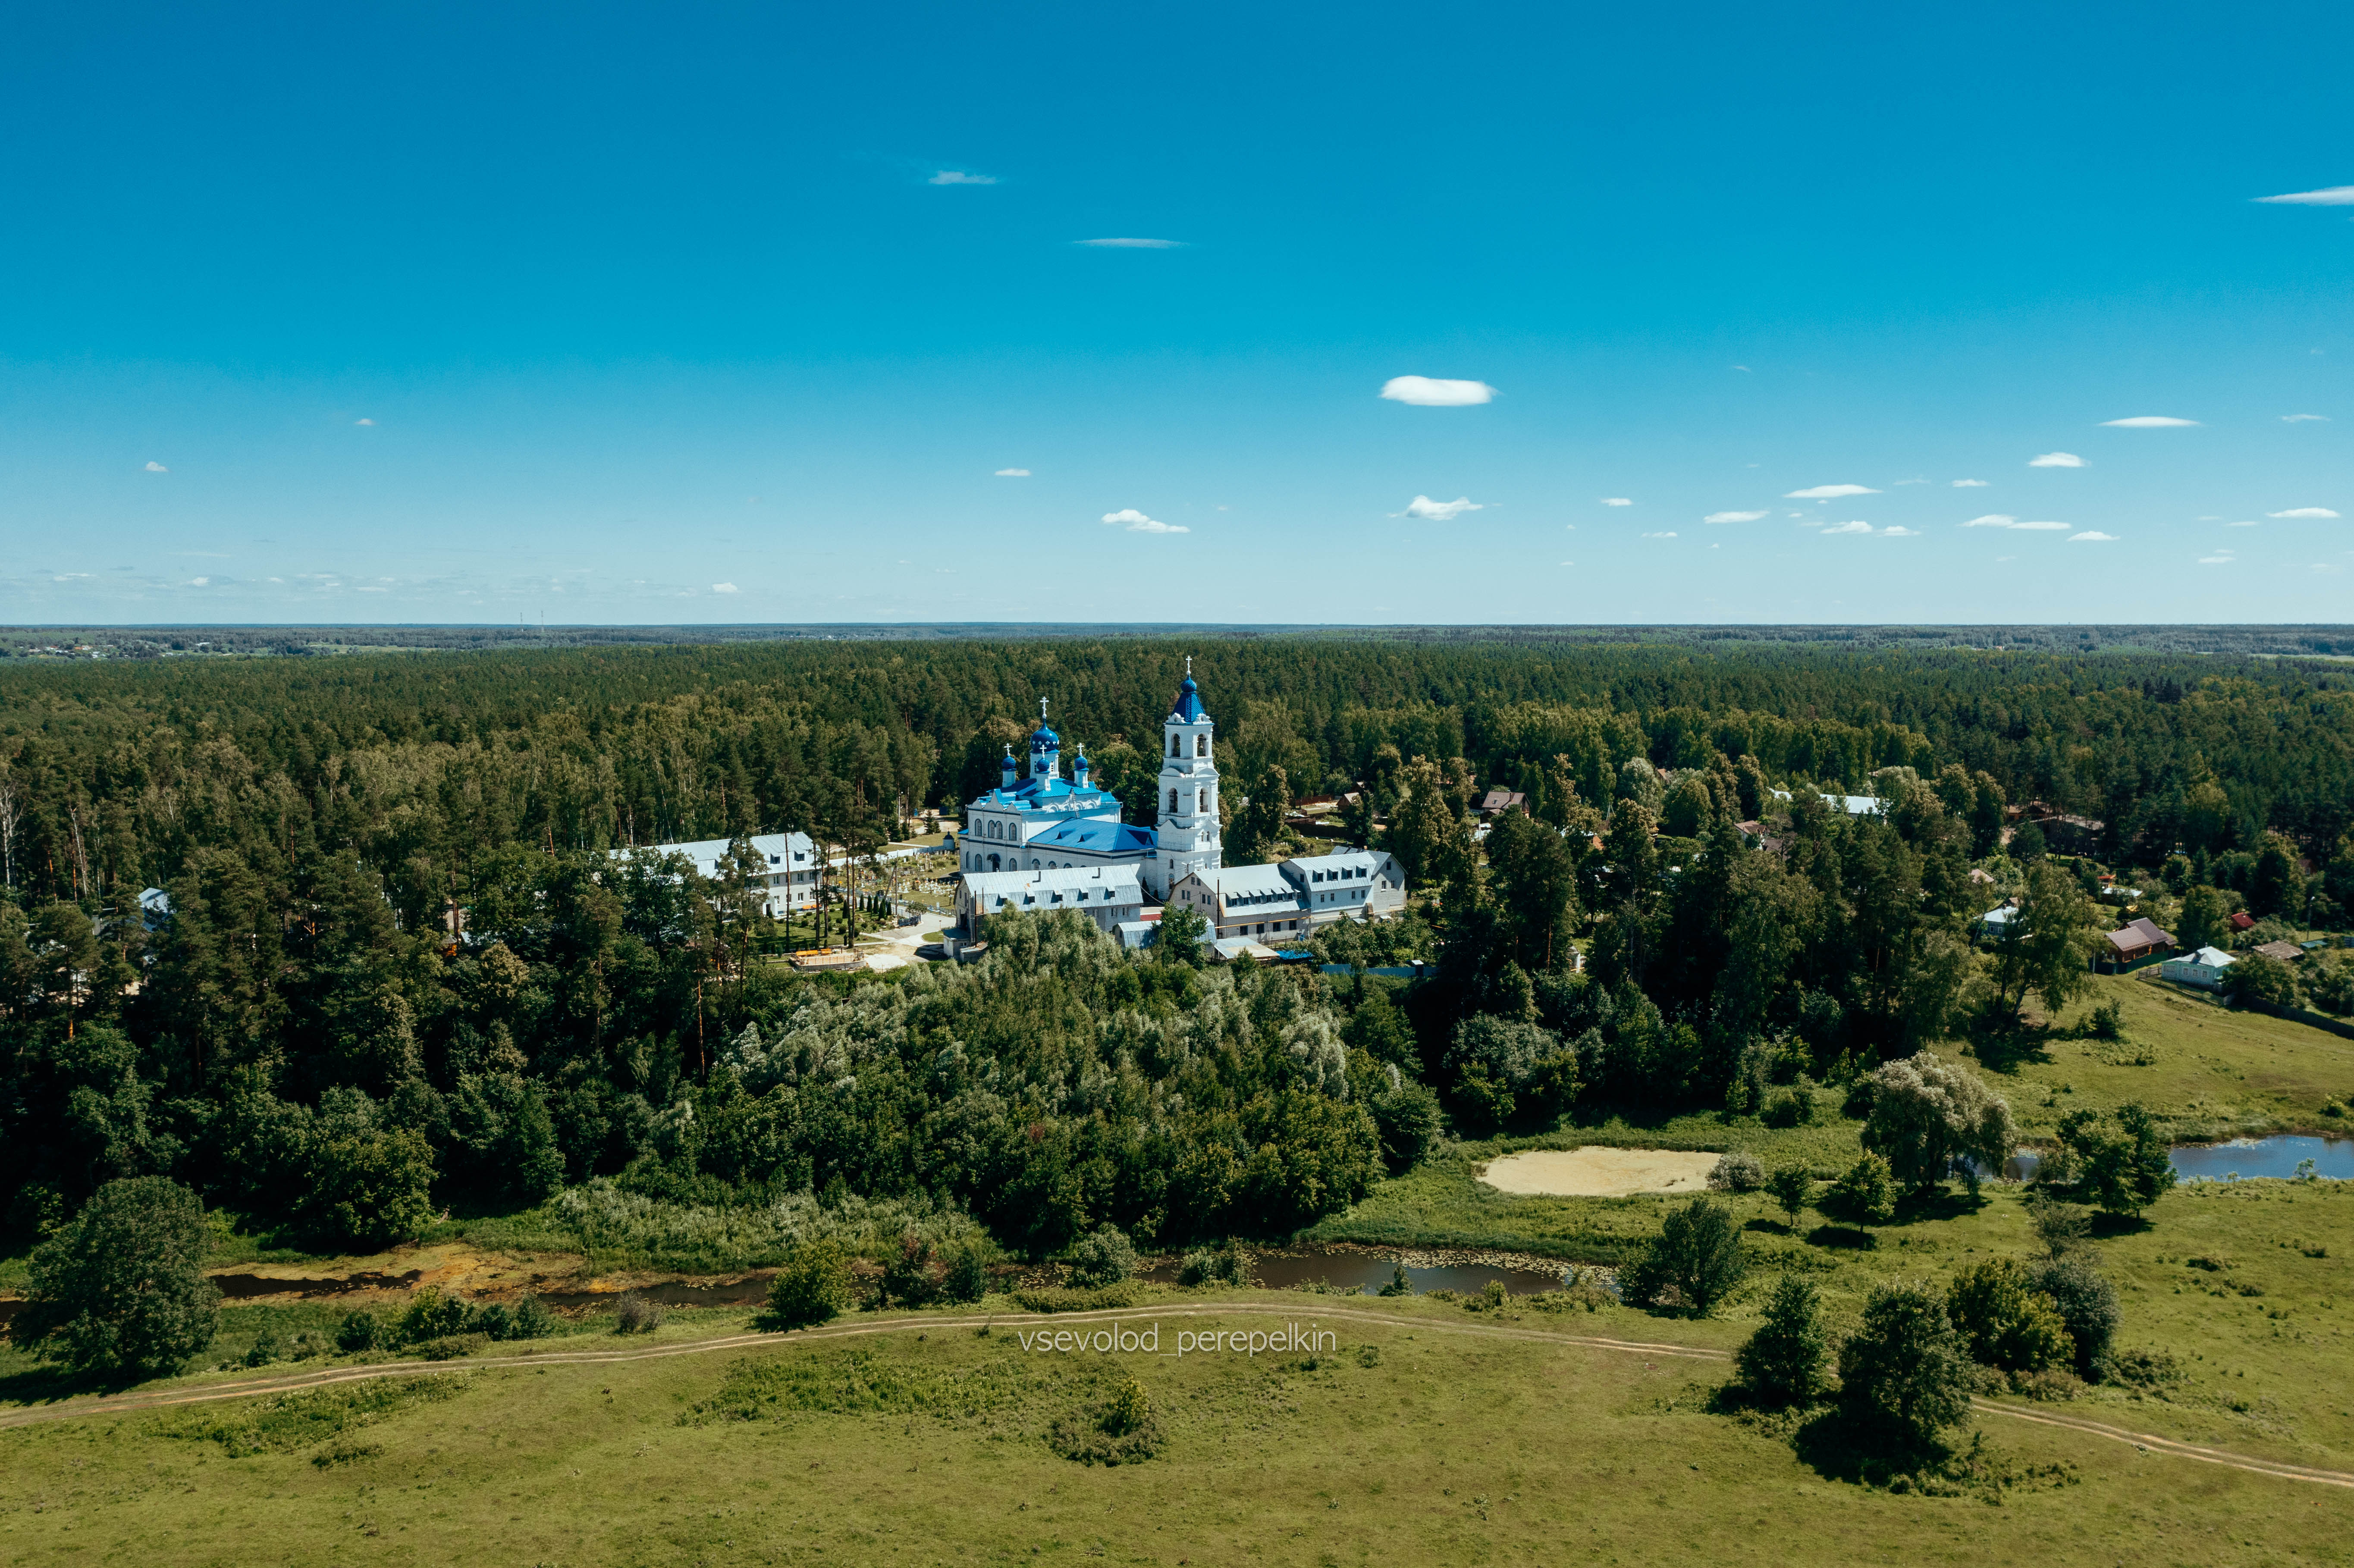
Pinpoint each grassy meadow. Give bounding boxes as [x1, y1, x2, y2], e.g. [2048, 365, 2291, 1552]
[6, 1286, 2354, 1568]
[8, 972, 2354, 1564]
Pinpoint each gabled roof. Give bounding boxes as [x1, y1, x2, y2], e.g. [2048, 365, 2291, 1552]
[961, 864, 1144, 910]
[2177, 945, 2235, 968]
[2105, 917, 2174, 953]
[1191, 864, 1304, 909]
[2254, 940, 2307, 963]
[620, 832, 815, 878]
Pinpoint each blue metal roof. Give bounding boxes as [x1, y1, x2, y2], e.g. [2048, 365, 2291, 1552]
[1171, 674, 1206, 722]
[1029, 722, 1061, 750]
[1029, 819, 1158, 856]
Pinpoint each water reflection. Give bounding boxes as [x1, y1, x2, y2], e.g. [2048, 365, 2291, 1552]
[1139, 1248, 1575, 1297]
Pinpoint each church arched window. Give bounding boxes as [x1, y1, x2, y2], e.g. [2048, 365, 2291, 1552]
[1171, 734, 1182, 758]
[1168, 788, 1179, 813]
[1195, 734, 1207, 758]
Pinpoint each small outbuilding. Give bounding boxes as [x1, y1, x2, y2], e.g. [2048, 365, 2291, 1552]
[2253, 939, 2307, 965]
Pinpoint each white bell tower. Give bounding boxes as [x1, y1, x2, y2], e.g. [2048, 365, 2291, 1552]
[1148, 658, 1220, 900]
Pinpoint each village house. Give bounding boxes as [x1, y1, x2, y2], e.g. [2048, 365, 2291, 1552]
[2099, 916, 2175, 971]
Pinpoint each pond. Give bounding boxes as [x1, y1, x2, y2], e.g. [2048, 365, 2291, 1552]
[1989, 1134, 2354, 1185]
[2169, 1134, 2354, 1183]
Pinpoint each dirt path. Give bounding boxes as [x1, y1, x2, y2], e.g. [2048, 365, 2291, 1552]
[3, 1298, 2346, 1490]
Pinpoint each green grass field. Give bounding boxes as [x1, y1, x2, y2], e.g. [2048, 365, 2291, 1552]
[5, 1286, 2354, 1568]
[8, 981, 2354, 1564]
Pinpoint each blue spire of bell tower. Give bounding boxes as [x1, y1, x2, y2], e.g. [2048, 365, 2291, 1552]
[1029, 696, 1062, 781]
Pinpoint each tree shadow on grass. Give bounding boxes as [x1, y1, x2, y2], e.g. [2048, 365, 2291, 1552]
[1790, 1404, 1949, 1489]
[1891, 1187, 1986, 1226]
[1804, 1224, 1878, 1251]
[1968, 1021, 2057, 1076]
[0, 1361, 149, 1407]
[2087, 1211, 2154, 1241]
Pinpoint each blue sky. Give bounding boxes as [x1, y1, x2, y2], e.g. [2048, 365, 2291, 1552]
[2, 1, 2349, 625]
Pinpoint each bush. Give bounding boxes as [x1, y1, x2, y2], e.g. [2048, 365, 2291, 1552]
[1619, 1198, 1747, 1317]
[2027, 1253, 2120, 1377]
[1378, 1262, 1412, 1298]
[2082, 1001, 2124, 1041]
[1945, 1259, 2075, 1373]
[1046, 1375, 1163, 1465]
[1707, 1151, 1767, 1193]
[469, 1303, 513, 1342]
[1735, 1274, 1830, 1404]
[2222, 953, 2301, 1010]
[1837, 1283, 1974, 1450]
[613, 1292, 665, 1334]
[9, 1177, 223, 1380]
[505, 1294, 558, 1340]
[1012, 1285, 1138, 1313]
[878, 1235, 940, 1307]
[1177, 1240, 1252, 1288]
[244, 1329, 282, 1368]
[941, 1247, 990, 1305]
[335, 1311, 381, 1353]
[1762, 1081, 1818, 1128]
[1063, 1225, 1138, 1288]
[1828, 1152, 1896, 1223]
[416, 1333, 490, 1361]
[765, 1239, 852, 1329]
[399, 1288, 470, 1345]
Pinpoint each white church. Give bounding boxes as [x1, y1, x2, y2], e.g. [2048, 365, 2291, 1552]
[954, 663, 1404, 942]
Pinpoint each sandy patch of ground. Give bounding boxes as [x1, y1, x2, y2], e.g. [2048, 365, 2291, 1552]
[1478, 1147, 1722, 1197]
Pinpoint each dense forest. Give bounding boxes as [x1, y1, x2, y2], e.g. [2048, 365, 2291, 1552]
[2, 636, 2351, 1257]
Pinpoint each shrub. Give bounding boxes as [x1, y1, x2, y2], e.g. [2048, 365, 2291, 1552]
[399, 1288, 470, 1345]
[2222, 952, 2301, 1010]
[1762, 1081, 1818, 1128]
[8, 1176, 223, 1380]
[1047, 1375, 1163, 1465]
[612, 1292, 665, 1334]
[878, 1235, 941, 1308]
[1837, 1283, 1974, 1450]
[244, 1330, 282, 1368]
[1735, 1274, 1830, 1404]
[1063, 1225, 1138, 1289]
[1945, 1259, 2075, 1373]
[1377, 1262, 1412, 1298]
[2083, 1001, 2124, 1041]
[1828, 1153, 1896, 1223]
[1177, 1239, 1252, 1288]
[417, 1333, 489, 1361]
[1707, 1151, 1767, 1193]
[2046, 1103, 2174, 1217]
[506, 1294, 558, 1340]
[1012, 1285, 1138, 1314]
[335, 1311, 381, 1353]
[765, 1239, 852, 1329]
[1620, 1198, 1747, 1317]
[941, 1246, 989, 1305]
[2027, 1253, 2120, 1377]
[2100, 1347, 2183, 1390]
[469, 1303, 513, 1342]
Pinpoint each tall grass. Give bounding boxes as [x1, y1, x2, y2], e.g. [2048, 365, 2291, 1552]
[545, 1179, 985, 1273]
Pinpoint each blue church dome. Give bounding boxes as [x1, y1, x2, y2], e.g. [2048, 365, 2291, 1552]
[1030, 722, 1060, 751]
[1171, 672, 1206, 722]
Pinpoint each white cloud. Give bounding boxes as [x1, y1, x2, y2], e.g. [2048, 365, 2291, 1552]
[2068, 531, 2119, 542]
[1562, 524, 1576, 531]
[1894, 477, 1929, 486]
[712, 582, 740, 594]
[2029, 452, 2086, 467]
[2269, 506, 2341, 518]
[1821, 520, 1874, 535]
[1952, 478, 1989, 487]
[1559, 560, 1575, 566]
[2282, 413, 2330, 423]
[1102, 508, 1189, 534]
[1397, 495, 1483, 521]
[144, 460, 168, 472]
[190, 576, 210, 586]
[2226, 519, 2261, 527]
[1784, 483, 1880, 499]
[1880, 526, 1921, 536]
[2100, 415, 2200, 427]
[1732, 364, 1751, 372]
[1600, 497, 1632, 506]
[995, 468, 1031, 477]
[1379, 376, 1496, 407]
[929, 170, 996, 185]
[1960, 514, 2072, 532]
[2199, 552, 2236, 565]
[1704, 510, 1768, 524]
[1077, 237, 1183, 248]
[2255, 185, 2354, 206]
[1641, 531, 1678, 539]
[354, 417, 374, 426]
